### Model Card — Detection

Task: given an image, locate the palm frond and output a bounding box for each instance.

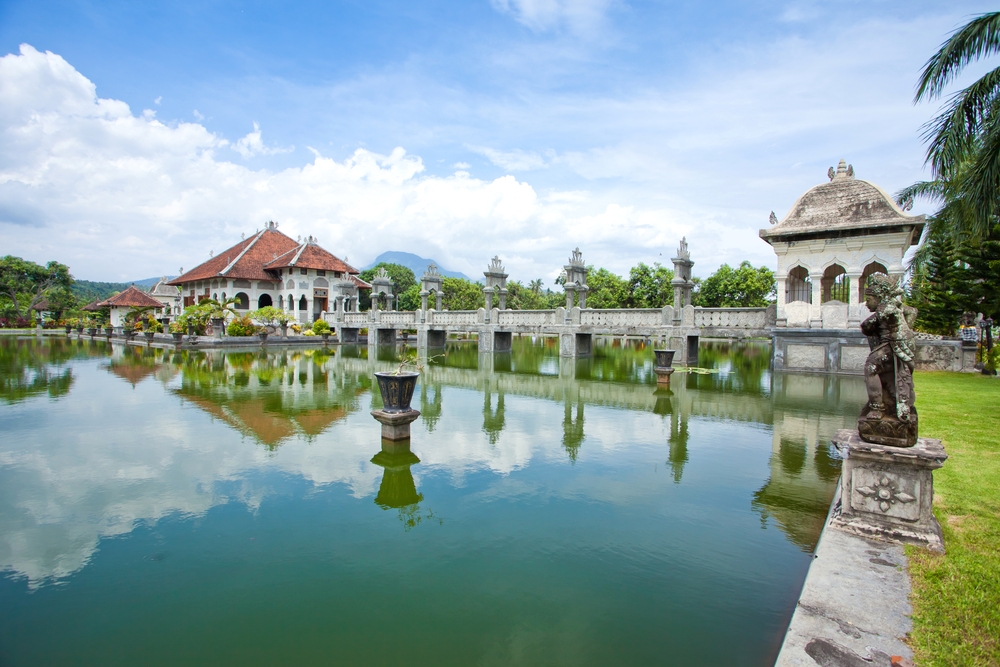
[922,67,1000,175]
[916,12,1000,101]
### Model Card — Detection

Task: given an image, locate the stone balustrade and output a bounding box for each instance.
[580,308,665,327]
[692,307,770,329]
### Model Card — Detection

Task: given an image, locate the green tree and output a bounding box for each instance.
[441,277,485,311]
[914,12,1000,241]
[958,223,1000,318]
[626,262,674,308]
[694,262,775,307]
[397,284,421,311]
[911,230,963,335]
[0,256,73,319]
[358,263,417,310]
[507,280,547,310]
[585,267,629,308]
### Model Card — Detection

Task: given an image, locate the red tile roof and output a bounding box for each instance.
[263,239,360,275]
[351,275,372,289]
[168,224,299,285]
[100,285,164,309]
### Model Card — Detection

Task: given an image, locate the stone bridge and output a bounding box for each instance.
[327,303,776,365]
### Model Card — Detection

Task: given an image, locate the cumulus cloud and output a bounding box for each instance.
[0,44,693,282]
[232,121,294,159]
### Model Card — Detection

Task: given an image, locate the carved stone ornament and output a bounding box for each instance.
[855,475,916,513]
[769,211,778,225]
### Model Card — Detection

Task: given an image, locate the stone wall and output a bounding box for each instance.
[774,330,977,374]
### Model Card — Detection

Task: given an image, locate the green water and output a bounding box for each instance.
[0,336,863,666]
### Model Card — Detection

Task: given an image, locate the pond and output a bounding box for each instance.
[0,336,864,666]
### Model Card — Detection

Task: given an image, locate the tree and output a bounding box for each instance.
[910,230,963,335]
[528,279,544,295]
[626,262,674,308]
[0,256,73,319]
[958,223,1000,318]
[585,267,629,308]
[507,280,547,310]
[441,277,485,311]
[913,12,1000,241]
[694,262,775,307]
[397,284,421,311]
[358,263,417,310]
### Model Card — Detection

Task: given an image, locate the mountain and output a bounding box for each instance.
[71,276,175,303]
[362,252,469,280]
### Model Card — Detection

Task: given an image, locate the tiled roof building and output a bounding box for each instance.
[169,221,368,323]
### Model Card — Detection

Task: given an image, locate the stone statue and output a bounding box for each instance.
[858,274,917,447]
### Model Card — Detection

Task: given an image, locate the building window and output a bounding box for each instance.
[786,266,812,303]
[300,268,307,275]
[258,294,273,308]
[821,264,849,303]
[316,270,325,276]
[298,295,308,311]
[234,292,250,310]
[287,295,294,310]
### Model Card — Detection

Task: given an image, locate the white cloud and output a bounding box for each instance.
[452,161,471,169]
[468,145,549,171]
[192,109,204,121]
[154,95,162,105]
[0,44,700,282]
[232,121,295,159]
[491,0,614,34]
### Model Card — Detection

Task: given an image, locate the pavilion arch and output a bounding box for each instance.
[821,264,849,303]
[299,295,308,311]
[860,261,888,301]
[786,266,812,303]
[212,292,218,302]
[234,292,250,310]
[258,294,273,308]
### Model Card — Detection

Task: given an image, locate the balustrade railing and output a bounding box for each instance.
[691,308,767,329]
[580,309,664,327]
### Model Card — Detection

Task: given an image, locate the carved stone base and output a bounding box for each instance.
[858,408,918,448]
[654,367,674,386]
[371,409,421,441]
[830,429,947,552]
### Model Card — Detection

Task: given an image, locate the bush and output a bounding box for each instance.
[312,319,331,335]
[303,329,316,336]
[227,316,259,337]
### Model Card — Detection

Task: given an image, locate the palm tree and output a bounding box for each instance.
[528,279,544,294]
[915,11,1000,240]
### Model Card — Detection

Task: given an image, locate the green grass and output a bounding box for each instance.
[908,372,1000,667]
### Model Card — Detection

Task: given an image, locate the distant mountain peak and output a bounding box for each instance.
[362,252,468,280]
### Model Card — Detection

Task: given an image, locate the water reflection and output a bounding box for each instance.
[0,335,862,591]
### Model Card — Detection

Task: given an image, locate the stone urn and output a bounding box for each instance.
[258,332,269,344]
[64,324,72,335]
[87,327,97,337]
[105,326,114,337]
[374,372,419,413]
[322,333,331,344]
[212,317,225,338]
[280,323,289,338]
[653,349,676,386]
[123,326,134,339]
[144,331,156,343]
[172,332,184,343]
[76,325,84,334]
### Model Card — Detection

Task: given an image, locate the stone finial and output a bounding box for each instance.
[769,211,778,225]
[374,267,390,281]
[568,248,584,267]
[487,255,505,274]
[830,159,855,181]
[423,262,440,278]
[676,237,690,260]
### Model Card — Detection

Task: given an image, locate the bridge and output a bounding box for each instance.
[327,303,776,365]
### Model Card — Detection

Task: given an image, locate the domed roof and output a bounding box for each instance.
[760,160,924,244]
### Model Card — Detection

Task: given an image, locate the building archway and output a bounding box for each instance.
[234,292,250,310]
[860,262,888,301]
[298,295,308,311]
[786,266,812,303]
[258,294,273,308]
[821,264,849,303]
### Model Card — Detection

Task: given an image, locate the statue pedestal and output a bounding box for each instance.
[830,429,947,552]
[371,409,421,441]
[654,367,674,386]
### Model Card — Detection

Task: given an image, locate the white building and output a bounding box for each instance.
[168,222,370,325]
[760,160,925,330]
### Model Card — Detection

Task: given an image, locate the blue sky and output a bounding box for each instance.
[0,1,994,282]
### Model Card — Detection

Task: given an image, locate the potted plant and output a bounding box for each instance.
[258,330,269,344]
[169,321,185,342]
[249,306,294,339]
[312,319,333,343]
[64,319,73,335]
[373,347,429,413]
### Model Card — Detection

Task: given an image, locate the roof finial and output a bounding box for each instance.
[769,211,778,225]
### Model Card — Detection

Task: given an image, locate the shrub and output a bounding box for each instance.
[303,329,316,336]
[312,319,331,335]
[227,316,259,337]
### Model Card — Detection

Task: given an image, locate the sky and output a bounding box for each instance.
[0,0,995,283]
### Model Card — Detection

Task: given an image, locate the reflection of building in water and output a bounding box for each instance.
[419,383,442,431]
[483,385,505,445]
[171,350,368,448]
[563,398,585,462]
[751,373,862,551]
[667,408,689,484]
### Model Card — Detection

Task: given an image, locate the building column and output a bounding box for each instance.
[775,277,787,326]
[810,272,823,329]
[498,288,508,311]
[565,286,575,310]
[435,291,443,311]
[847,271,862,327]
[578,286,588,310]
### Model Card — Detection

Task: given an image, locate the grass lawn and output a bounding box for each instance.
[908,371,1000,667]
